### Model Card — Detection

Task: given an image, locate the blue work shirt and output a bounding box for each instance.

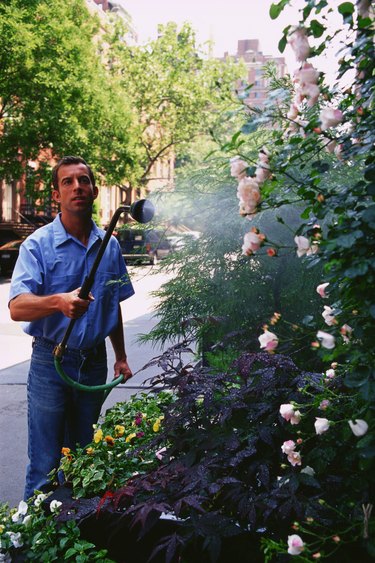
[9,214,134,349]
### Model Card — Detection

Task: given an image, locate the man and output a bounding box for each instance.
[9,156,134,500]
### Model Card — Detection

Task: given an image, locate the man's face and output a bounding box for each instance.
[52,163,98,215]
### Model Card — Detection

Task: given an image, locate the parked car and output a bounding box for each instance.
[116,228,172,265]
[0,239,23,276]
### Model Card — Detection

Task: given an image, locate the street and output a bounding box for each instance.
[0,265,173,508]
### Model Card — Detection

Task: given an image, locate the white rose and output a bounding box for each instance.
[348,419,368,437]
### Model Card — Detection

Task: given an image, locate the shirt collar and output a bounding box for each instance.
[53,213,103,249]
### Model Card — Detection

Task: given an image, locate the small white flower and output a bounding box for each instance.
[317,330,335,349]
[316,282,329,298]
[348,419,368,437]
[287,534,305,555]
[49,500,62,513]
[6,532,23,549]
[314,417,330,435]
[34,493,47,507]
[290,410,302,425]
[322,305,336,326]
[11,500,28,523]
[325,368,335,379]
[22,515,32,527]
[258,330,279,351]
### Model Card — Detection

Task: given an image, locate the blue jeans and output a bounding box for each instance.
[24,337,107,500]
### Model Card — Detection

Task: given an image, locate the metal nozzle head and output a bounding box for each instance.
[129,199,155,224]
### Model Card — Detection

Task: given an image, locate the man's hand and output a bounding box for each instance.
[114,358,132,382]
[60,288,95,319]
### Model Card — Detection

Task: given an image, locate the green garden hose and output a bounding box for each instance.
[54,355,124,400]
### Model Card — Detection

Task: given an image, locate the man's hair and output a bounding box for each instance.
[51,156,96,190]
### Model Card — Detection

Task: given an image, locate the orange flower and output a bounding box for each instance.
[86,447,94,455]
[105,435,115,446]
[61,447,71,456]
[267,247,277,257]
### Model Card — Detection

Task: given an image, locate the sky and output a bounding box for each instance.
[120,0,302,72]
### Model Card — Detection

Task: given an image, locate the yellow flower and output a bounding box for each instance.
[105,435,115,447]
[0,524,4,534]
[93,429,103,443]
[61,447,71,456]
[153,416,164,432]
[86,447,94,455]
[115,425,125,437]
[125,432,136,443]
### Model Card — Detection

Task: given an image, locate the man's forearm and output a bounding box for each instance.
[109,306,127,361]
[9,293,63,322]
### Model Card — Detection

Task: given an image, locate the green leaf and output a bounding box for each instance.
[310,19,326,38]
[270,3,283,19]
[338,2,355,16]
[278,35,287,53]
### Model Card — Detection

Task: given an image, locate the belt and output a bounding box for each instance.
[32,336,105,358]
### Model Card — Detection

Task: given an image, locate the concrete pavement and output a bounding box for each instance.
[0,266,172,508]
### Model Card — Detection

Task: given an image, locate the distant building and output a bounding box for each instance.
[224,39,286,107]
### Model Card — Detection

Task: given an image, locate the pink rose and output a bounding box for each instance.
[314,417,330,435]
[319,399,330,410]
[348,419,368,437]
[294,63,319,85]
[279,403,295,421]
[340,324,353,343]
[322,305,336,326]
[316,283,329,298]
[317,330,335,349]
[290,410,302,425]
[237,177,261,203]
[258,329,279,351]
[287,450,302,466]
[230,157,248,179]
[325,368,335,379]
[294,236,318,258]
[319,107,343,130]
[242,231,262,255]
[281,440,296,454]
[287,534,305,555]
[288,27,311,62]
[255,166,271,184]
[287,104,299,120]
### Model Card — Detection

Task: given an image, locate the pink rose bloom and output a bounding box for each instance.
[230,157,248,179]
[325,368,335,379]
[294,63,319,85]
[287,450,302,466]
[294,235,318,257]
[319,399,330,410]
[281,440,296,454]
[155,446,167,460]
[317,330,335,349]
[316,282,329,298]
[242,231,262,255]
[319,107,343,130]
[287,104,299,120]
[290,410,302,425]
[279,403,295,421]
[341,324,353,343]
[239,201,258,216]
[287,534,305,555]
[258,329,279,351]
[348,419,368,437]
[322,305,336,326]
[255,165,271,184]
[288,27,311,62]
[237,177,261,203]
[314,417,330,435]
[300,82,320,107]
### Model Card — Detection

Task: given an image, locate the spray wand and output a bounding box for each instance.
[53,199,155,397]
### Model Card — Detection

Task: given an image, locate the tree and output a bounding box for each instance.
[0,0,136,191]
[105,21,243,188]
